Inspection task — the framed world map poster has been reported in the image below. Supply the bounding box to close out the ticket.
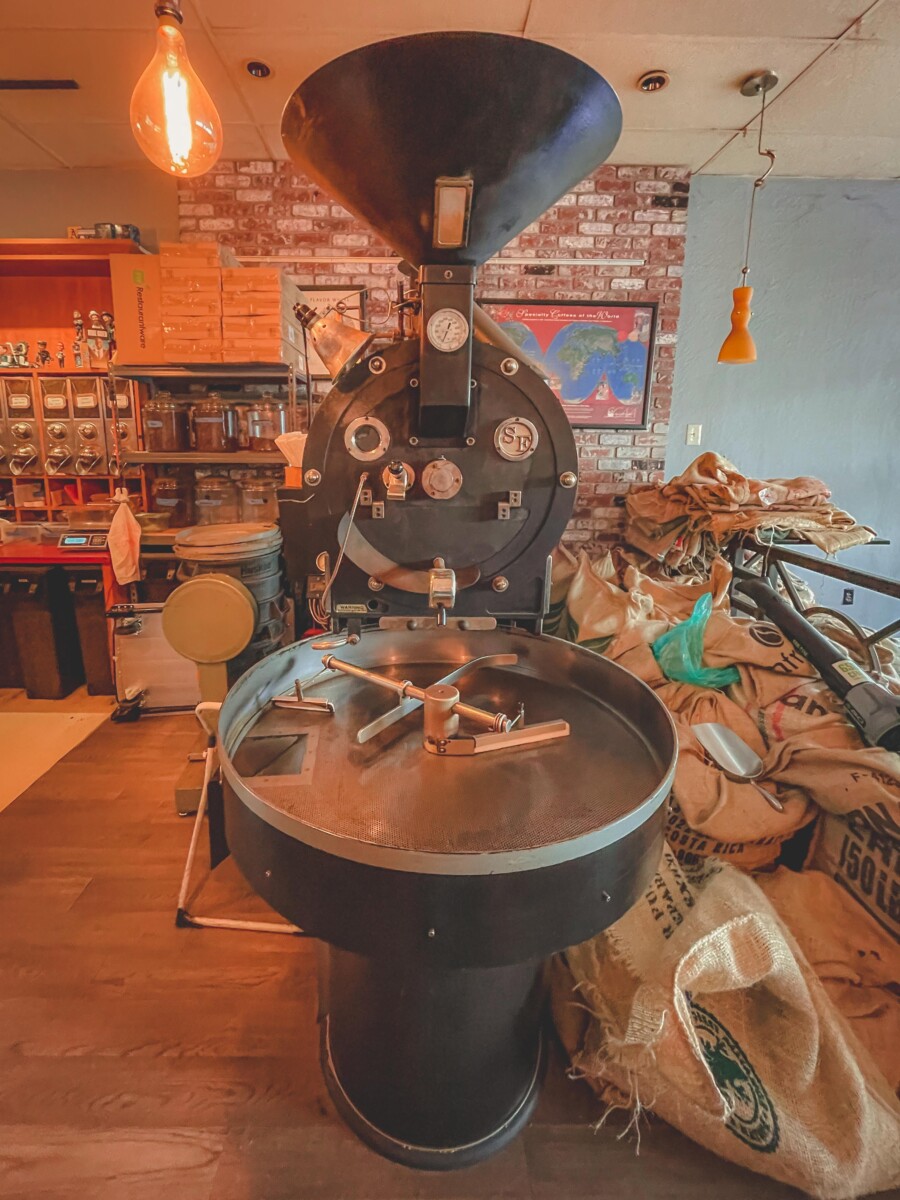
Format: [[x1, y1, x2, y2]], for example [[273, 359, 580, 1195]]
[[479, 300, 657, 429]]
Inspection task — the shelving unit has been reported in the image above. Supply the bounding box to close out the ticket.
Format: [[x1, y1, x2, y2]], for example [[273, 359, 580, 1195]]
[[122, 450, 290, 466], [1, 239, 313, 532], [0, 367, 146, 523], [1, 239, 147, 524], [107, 359, 310, 531]]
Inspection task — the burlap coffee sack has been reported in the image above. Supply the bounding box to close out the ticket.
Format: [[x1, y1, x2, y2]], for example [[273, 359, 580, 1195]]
[[626, 453, 825, 527], [702, 611, 819, 712], [666, 800, 808, 873], [763, 733, 900, 823], [626, 453, 875, 557], [756, 867, 900, 1091], [810, 808, 899, 944], [621, 555, 732, 623], [545, 543, 579, 636], [554, 848, 900, 1200], [553, 548, 666, 653], [665, 701, 813, 869], [603, 626, 666, 688], [757, 678, 848, 744]]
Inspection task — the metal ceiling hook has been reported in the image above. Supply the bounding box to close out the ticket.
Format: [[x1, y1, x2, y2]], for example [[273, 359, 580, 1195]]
[[754, 147, 776, 189]]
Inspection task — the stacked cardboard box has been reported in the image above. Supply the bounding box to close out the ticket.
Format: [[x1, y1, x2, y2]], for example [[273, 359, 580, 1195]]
[[112, 246, 308, 370], [221, 268, 307, 367], [159, 242, 228, 363]]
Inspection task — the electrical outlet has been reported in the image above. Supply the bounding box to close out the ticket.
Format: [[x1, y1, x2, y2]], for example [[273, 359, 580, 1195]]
[[685, 423, 702, 446], [842, 588, 854, 606]]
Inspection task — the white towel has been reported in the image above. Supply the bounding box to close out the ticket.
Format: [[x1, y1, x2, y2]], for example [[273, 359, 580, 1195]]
[[108, 496, 142, 584]]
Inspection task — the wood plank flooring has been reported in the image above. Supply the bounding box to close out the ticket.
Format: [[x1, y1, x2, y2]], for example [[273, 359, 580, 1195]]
[[0, 713, 811, 1199]]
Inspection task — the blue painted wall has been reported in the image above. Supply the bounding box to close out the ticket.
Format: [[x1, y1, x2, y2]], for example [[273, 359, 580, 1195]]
[[670, 177, 899, 628]]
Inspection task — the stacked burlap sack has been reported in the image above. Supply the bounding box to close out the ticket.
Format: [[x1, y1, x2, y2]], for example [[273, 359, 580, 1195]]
[[548, 545, 900, 1198], [624, 452, 875, 572]]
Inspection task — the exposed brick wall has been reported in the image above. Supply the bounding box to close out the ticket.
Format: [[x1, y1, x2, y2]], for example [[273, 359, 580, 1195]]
[[178, 160, 689, 550]]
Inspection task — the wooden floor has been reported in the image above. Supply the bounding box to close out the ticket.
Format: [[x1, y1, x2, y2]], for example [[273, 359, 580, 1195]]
[[0, 713, 807, 1200]]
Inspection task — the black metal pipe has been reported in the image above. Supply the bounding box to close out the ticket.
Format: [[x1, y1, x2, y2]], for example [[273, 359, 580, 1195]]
[[739, 578, 900, 752]]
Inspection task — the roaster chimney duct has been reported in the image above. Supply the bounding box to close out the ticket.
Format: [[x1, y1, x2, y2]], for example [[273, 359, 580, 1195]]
[[281, 33, 622, 267]]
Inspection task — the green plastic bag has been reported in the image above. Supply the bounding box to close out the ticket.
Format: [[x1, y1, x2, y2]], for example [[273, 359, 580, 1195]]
[[651, 593, 740, 689]]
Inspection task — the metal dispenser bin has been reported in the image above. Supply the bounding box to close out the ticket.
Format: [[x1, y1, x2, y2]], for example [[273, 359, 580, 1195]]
[[3, 377, 41, 476], [70, 378, 109, 475], [40, 377, 76, 476]]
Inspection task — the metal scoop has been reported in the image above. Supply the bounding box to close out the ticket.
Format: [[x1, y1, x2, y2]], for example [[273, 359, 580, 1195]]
[[692, 722, 784, 813]]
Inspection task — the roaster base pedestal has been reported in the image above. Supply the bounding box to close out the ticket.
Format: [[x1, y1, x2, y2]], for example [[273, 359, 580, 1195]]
[[318, 945, 546, 1170]]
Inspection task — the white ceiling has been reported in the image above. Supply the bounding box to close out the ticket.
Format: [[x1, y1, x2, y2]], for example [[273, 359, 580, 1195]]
[[1, 0, 898, 178]]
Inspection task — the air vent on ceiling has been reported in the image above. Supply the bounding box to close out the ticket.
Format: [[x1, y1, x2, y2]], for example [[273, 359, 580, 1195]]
[[0, 79, 79, 91]]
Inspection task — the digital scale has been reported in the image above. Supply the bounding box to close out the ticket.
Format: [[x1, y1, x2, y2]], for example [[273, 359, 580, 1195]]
[[57, 531, 109, 550]]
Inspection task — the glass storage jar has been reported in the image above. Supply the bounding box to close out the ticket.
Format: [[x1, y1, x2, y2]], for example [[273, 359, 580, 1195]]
[[142, 392, 190, 452], [194, 476, 240, 525], [240, 477, 279, 524], [152, 475, 194, 527], [191, 395, 238, 453], [246, 395, 289, 451]]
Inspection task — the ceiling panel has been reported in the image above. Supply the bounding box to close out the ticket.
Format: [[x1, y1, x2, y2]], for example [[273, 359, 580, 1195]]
[[221, 123, 270, 159], [262, 126, 292, 161], [213, 31, 389, 124], [525, 0, 866, 40], [0, 115, 63, 168], [0, 30, 249, 125], [194, 0, 531, 33], [545, 36, 824, 132], [0, 2, 154, 30], [765, 41, 900, 138], [0, 2, 898, 178], [702, 131, 900, 178], [609, 129, 726, 167], [22, 122, 147, 169], [856, 3, 900, 42]]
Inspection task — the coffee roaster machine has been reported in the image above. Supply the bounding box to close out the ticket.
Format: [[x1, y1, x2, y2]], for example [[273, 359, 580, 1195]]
[[214, 33, 677, 1168]]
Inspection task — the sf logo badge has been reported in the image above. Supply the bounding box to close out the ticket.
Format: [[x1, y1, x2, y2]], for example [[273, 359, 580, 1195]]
[[494, 417, 539, 461]]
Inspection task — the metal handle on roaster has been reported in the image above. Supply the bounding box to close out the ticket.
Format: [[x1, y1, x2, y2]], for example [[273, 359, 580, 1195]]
[[321, 654, 511, 732], [321, 653, 570, 756]]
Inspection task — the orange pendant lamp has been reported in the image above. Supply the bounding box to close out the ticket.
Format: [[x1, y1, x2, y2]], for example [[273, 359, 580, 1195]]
[[718, 285, 756, 364], [131, 0, 223, 178], [718, 72, 778, 366]]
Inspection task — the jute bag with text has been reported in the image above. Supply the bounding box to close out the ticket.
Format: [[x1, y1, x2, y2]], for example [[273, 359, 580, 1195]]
[[553, 849, 900, 1199]]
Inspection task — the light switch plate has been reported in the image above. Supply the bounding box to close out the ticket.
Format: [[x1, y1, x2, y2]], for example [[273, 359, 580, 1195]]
[[685, 423, 702, 446]]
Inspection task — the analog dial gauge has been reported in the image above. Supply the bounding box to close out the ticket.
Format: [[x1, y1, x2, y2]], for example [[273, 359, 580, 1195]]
[[426, 308, 470, 353]]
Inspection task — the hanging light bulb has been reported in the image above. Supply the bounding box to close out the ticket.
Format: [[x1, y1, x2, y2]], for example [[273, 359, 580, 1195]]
[[718, 72, 778, 365], [130, 1, 222, 178]]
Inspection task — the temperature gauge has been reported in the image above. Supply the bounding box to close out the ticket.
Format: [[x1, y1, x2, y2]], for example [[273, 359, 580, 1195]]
[[426, 308, 469, 353]]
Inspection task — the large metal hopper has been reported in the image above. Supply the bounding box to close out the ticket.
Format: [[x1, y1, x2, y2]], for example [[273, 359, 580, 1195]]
[[281, 32, 622, 266]]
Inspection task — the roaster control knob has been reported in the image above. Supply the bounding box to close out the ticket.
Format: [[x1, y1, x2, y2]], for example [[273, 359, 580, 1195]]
[[46, 422, 68, 441], [11, 422, 32, 440], [421, 457, 463, 501], [78, 422, 98, 440], [382, 461, 415, 499]]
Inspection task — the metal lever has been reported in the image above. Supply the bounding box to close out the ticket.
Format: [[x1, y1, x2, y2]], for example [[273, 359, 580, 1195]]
[[432, 719, 570, 756], [384, 461, 412, 500], [356, 653, 519, 744], [428, 557, 456, 626], [324, 652, 570, 758], [323, 653, 509, 731], [272, 671, 336, 714]]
